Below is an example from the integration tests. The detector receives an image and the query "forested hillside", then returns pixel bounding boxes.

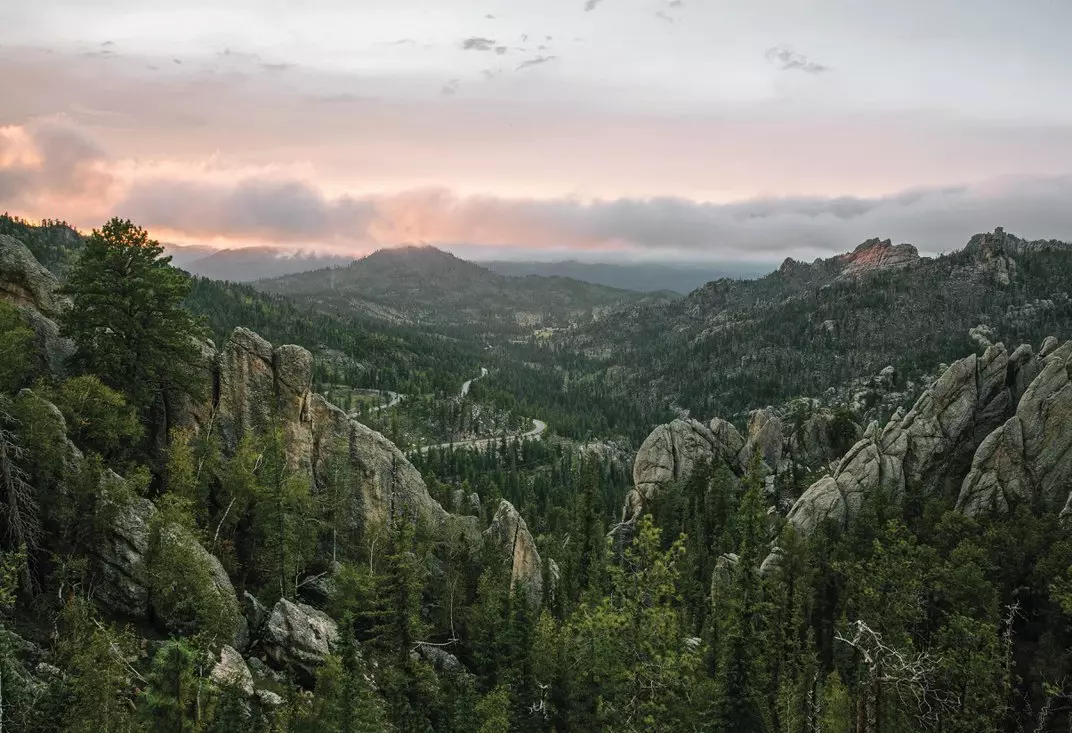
[255,245,659,333]
[552,231,1072,417]
[2,216,1072,732]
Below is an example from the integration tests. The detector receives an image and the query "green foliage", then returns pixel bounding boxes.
[299,621,392,733]
[59,218,207,420]
[54,597,143,733]
[250,428,316,601]
[475,684,511,733]
[0,301,34,393]
[41,374,143,464]
[145,495,241,645]
[140,639,209,732]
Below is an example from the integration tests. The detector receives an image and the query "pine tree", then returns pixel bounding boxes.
[709,453,772,733]
[141,639,206,733]
[59,218,207,422]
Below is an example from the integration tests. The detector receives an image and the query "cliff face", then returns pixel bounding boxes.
[0,234,546,627]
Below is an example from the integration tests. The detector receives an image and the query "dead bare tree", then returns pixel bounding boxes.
[835,620,958,733]
[0,404,41,565]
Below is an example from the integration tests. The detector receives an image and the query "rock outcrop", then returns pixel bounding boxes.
[0,235,65,314]
[202,327,480,540]
[838,239,920,278]
[956,341,1072,516]
[263,599,339,679]
[484,500,543,606]
[785,342,1016,535]
[0,235,72,374]
[632,418,746,503]
[745,408,783,469]
[93,483,245,647]
[94,489,156,619]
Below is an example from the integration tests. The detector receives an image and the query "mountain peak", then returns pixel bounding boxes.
[839,238,920,277]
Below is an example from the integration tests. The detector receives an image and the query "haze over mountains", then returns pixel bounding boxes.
[166,242,769,294]
[254,244,666,329]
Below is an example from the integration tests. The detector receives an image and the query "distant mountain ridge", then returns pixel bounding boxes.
[551,228,1072,417]
[480,259,771,294]
[254,245,664,331]
[166,244,355,281]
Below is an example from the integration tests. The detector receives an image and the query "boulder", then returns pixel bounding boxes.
[243,591,270,637]
[211,645,255,697]
[484,500,543,606]
[256,689,285,708]
[957,341,1072,516]
[415,643,467,675]
[263,599,339,677]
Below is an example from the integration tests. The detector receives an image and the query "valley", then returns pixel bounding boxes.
[3,213,1072,731]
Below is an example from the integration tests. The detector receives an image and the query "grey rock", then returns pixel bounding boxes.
[264,599,339,677]
[244,591,269,636]
[0,235,74,375]
[211,645,255,697]
[415,643,467,675]
[216,328,279,451]
[484,500,543,606]
[710,553,739,594]
[632,417,745,506]
[247,656,285,685]
[255,689,284,708]
[786,343,1013,536]
[838,239,920,278]
[969,324,996,350]
[0,234,65,315]
[93,486,155,619]
[745,408,783,469]
[957,341,1072,516]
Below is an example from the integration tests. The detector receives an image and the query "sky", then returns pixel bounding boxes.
[1,0,1072,262]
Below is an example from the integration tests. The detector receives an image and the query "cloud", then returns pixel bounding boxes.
[765,45,829,74]
[585,0,606,11]
[118,178,377,244]
[462,37,497,52]
[3,119,1072,261]
[0,118,116,212]
[517,56,556,71]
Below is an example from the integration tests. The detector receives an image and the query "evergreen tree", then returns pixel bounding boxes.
[59,218,206,421]
[709,453,772,733]
[141,639,207,733]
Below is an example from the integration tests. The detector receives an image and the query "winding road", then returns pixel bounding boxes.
[348,367,547,453]
[460,367,489,397]
[418,417,547,454]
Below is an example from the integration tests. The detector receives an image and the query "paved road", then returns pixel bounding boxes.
[418,417,547,454]
[349,390,402,418]
[460,367,489,397]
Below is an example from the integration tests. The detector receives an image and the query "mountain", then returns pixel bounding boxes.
[8,216,1072,729]
[173,245,356,281]
[479,259,771,294]
[255,244,665,331]
[545,229,1072,417]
